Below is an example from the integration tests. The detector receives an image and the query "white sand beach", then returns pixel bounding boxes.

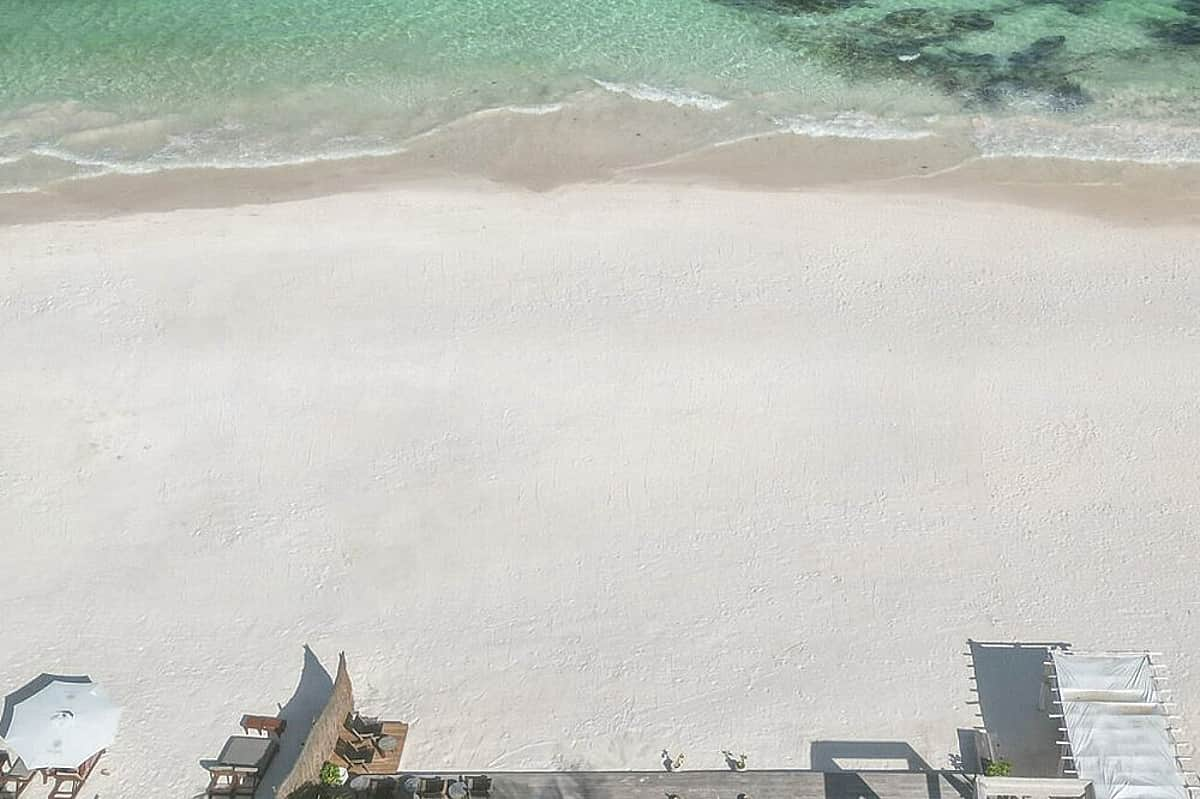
[2,180,1199,797]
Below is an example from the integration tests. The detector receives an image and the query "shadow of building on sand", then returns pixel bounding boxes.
[810,740,973,799]
[967,640,1069,778]
[811,741,932,772]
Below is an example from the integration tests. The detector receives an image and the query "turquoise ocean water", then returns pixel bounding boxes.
[2,0,1199,192]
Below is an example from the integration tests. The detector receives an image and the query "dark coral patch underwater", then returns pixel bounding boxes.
[714,0,1098,110]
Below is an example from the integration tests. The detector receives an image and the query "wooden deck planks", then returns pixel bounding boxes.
[339,720,410,775]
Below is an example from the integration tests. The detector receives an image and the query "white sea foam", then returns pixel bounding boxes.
[772,112,933,141]
[8,97,1200,196]
[495,103,565,116]
[0,142,416,194]
[28,147,150,173]
[592,80,730,111]
[0,183,41,195]
[461,102,565,122]
[972,116,1200,164]
[391,101,567,150]
[26,142,409,177]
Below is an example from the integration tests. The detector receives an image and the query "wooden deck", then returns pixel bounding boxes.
[337,720,410,776]
[350,769,976,799]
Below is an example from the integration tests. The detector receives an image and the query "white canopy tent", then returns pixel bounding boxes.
[0,675,120,770]
[1050,651,1196,799]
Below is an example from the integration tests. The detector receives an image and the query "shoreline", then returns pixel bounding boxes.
[3,101,1199,226]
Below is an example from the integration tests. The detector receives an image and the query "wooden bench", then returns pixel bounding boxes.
[239,714,286,737]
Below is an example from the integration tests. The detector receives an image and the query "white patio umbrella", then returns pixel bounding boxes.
[0,675,121,770]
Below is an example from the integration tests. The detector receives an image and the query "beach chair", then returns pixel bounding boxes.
[231,766,263,797]
[415,776,447,797]
[0,753,36,799]
[463,775,492,795]
[349,712,385,746]
[202,764,239,798]
[336,738,375,769]
[42,750,103,799]
[45,773,85,799]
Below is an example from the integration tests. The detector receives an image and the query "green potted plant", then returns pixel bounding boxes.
[983,759,1013,777]
[321,762,347,785]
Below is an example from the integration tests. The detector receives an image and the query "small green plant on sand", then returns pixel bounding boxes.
[320,762,343,786]
[984,759,1013,777]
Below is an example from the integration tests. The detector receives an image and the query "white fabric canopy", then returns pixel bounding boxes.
[0,676,121,769]
[1052,652,1189,799]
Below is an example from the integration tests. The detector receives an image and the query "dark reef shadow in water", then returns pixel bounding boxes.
[705,0,1174,111]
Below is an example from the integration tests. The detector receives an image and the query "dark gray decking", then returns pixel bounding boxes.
[353,770,976,799]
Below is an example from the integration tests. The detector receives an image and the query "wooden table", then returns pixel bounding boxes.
[240,714,287,737]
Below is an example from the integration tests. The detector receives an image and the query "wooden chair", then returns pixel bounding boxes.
[203,764,239,798]
[0,753,36,799]
[336,738,374,768]
[348,712,385,747]
[45,774,85,799]
[43,750,103,799]
[231,766,262,797]
[0,776,35,799]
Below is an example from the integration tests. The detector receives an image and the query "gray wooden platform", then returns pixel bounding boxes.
[352,770,976,799]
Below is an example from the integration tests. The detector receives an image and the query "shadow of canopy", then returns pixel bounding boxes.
[967,640,1068,777]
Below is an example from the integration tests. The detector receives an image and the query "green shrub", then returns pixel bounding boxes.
[320,762,344,786]
[984,759,1013,777]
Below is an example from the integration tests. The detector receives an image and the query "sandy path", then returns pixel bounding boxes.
[1,184,1198,797]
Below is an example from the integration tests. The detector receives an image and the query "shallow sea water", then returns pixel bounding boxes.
[1,0,1199,191]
